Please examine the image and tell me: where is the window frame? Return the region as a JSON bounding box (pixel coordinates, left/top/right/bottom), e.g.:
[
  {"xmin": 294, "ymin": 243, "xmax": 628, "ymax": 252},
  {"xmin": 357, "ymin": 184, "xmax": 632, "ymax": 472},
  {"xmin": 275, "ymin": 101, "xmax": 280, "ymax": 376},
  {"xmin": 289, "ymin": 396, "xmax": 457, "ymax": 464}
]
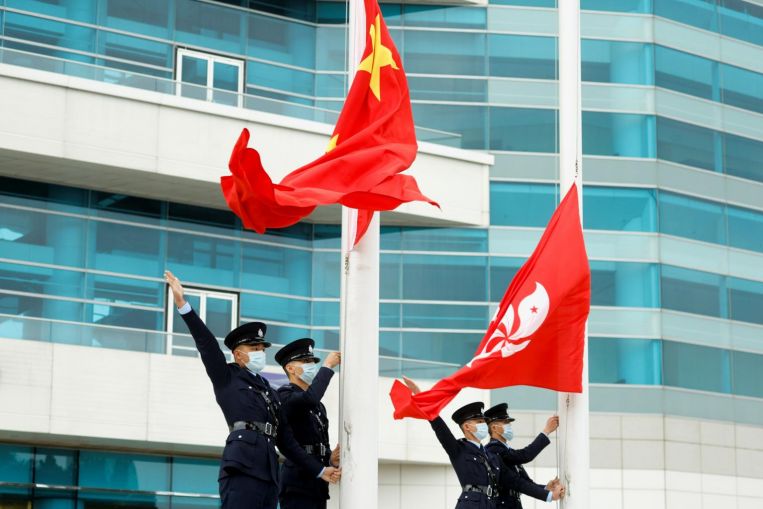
[{"xmin": 175, "ymin": 48, "xmax": 244, "ymax": 106}]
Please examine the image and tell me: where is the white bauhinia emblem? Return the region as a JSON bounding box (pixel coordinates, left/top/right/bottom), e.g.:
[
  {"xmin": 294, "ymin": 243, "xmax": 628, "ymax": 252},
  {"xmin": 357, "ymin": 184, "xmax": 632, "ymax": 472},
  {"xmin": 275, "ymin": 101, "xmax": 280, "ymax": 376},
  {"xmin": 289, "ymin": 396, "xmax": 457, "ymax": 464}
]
[{"xmin": 466, "ymin": 282, "xmax": 550, "ymax": 368}]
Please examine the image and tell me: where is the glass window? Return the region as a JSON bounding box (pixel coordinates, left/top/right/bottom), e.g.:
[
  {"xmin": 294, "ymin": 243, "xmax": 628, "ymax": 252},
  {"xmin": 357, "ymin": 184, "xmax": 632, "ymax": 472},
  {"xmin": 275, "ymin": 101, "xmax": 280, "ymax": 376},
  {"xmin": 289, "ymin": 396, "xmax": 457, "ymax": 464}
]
[
  {"xmin": 582, "ymin": 0, "xmax": 652, "ymax": 12},
  {"xmin": 657, "ymin": 117, "xmax": 719, "ymax": 172},
  {"xmin": 380, "ymin": 253, "xmax": 402, "ymax": 300},
  {"xmin": 88, "ymin": 303, "xmax": 163, "ymax": 332},
  {"xmin": 100, "ymin": 0, "xmax": 171, "ymax": 39},
  {"xmin": 247, "ymin": 12, "xmax": 315, "ymax": 68},
  {"xmin": 661, "ymin": 265, "xmax": 725, "ymax": 318},
  {"xmin": 727, "ymin": 205, "xmax": 763, "ymax": 253},
  {"xmin": 86, "ymin": 274, "xmax": 163, "ymax": 307},
  {"xmin": 315, "ymin": 26, "xmax": 347, "ymax": 72},
  {"xmin": 408, "ymin": 76, "xmax": 487, "ymax": 102},
  {"xmin": 654, "ymin": 0, "xmax": 718, "ymax": 32},
  {"xmin": 723, "ymin": 132, "xmax": 763, "ymax": 183},
  {"xmin": 380, "ymin": 302, "xmax": 401, "ymax": 328},
  {"xmin": 402, "ymin": 330, "xmax": 481, "ymax": 365},
  {"xmin": 491, "ymin": 0, "xmax": 556, "ymax": 6},
  {"xmin": 489, "ymin": 107, "xmax": 557, "ymax": 153},
  {"xmin": 489, "ymin": 257, "xmax": 524, "ymax": 302},
  {"xmin": 402, "ymin": 254, "xmax": 488, "ymax": 302},
  {"xmin": 655, "ymin": 45, "xmax": 716, "ymax": 100},
  {"xmin": 241, "ymin": 243, "xmax": 311, "ymax": 296},
  {"xmin": 90, "ymin": 220, "xmax": 163, "ymax": 277},
  {"xmin": 0, "ymin": 261, "xmax": 84, "ymax": 299},
  {"xmin": 307, "ymin": 328, "xmax": 339, "ymax": 351},
  {"xmin": 0, "ymin": 444, "xmax": 33, "ymax": 482},
  {"xmin": 79, "ymin": 451, "xmax": 170, "ymax": 491},
  {"xmin": 247, "ymin": 61, "xmax": 314, "ymax": 97},
  {"xmin": 312, "ymin": 250, "xmax": 341, "ymax": 299},
  {"xmin": 91, "ymin": 191, "xmax": 163, "ymax": 220},
  {"xmin": 728, "ymin": 277, "xmax": 763, "ymax": 325},
  {"xmin": 171, "ymin": 457, "xmax": 218, "ymax": 495},
  {"xmin": 659, "ymin": 191, "xmax": 726, "ymax": 244},
  {"xmin": 380, "ymin": 330, "xmax": 402, "ymax": 357},
  {"xmin": 35, "ymin": 448, "xmax": 76, "ymax": 485},
  {"xmin": 174, "ymin": 0, "xmax": 244, "ymax": 54},
  {"xmin": 97, "ymin": 31, "xmax": 172, "ymax": 71},
  {"xmin": 589, "ymin": 338, "xmax": 662, "ymax": 385},
  {"xmin": 590, "ymin": 261, "xmax": 660, "ymax": 307},
  {"xmin": 404, "ymin": 30, "xmax": 486, "ymax": 76},
  {"xmin": 312, "ymin": 301, "xmax": 339, "ymax": 327},
  {"xmin": 719, "ymin": 0, "xmax": 763, "ymax": 47},
  {"xmin": 488, "ymin": 34, "xmax": 556, "ymax": 80},
  {"xmin": 401, "ymin": 227, "xmax": 488, "ymax": 253},
  {"xmin": 7, "ymin": 0, "xmax": 96, "ymax": 23},
  {"xmin": 4, "ymin": 11, "xmax": 95, "ymax": 58},
  {"xmin": 490, "ymin": 182, "xmax": 557, "ymax": 227},
  {"xmin": 412, "ymin": 104, "xmax": 487, "ymax": 150},
  {"xmin": 584, "ymin": 186, "xmax": 657, "ymax": 232},
  {"xmin": 583, "ymin": 112, "xmax": 655, "ymax": 158},
  {"xmin": 720, "ymin": 63, "xmax": 763, "ymax": 115},
  {"xmin": 166, "ymin": 231, "xmax": 237, "ymax": 287},
  {"xmin": 663, "ymin": 340, "xmax": 731, "ymax": 393},
  {"xmin": 403, "ymin": 5, "xmax": 487, "ymax": 29},
  {"xmin": 0, "ymin": 177, "xmax": 88, "ymax": 212},
  {"xmin": 732, "ymin": 350, "xmax": 763, "ymax": 398},
  {"xmin": 402, "ymin": 303, "xmax": 488, "ymax": 330},
  {"xmin": 1, "ymin": 208, "xmax": 87, "ymax": 268},
  {"xmin": 582, "ymin": 40, "xmax": 653, "ymax": 85},
  {"xmin": 240, "ymin": 293, "xmax": 309, "ymax": 326}
]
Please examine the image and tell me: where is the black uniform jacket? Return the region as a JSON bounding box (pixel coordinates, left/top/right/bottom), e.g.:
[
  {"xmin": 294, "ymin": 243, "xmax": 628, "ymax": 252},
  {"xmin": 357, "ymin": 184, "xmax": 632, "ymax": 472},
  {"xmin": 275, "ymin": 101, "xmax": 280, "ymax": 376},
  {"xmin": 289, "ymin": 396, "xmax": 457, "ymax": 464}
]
[
  {"xmin": 486, "ymin": 435, "xmax": 550, "ymax": 508},
  {"xmin": 181, "ymin": 309, "xmax": 323, "ymax": 483},
  {"xmin": 277, "ymin": 366, "xmax": 334, "ymax": 500},
  {"xmin": 430, "ymin": 417, "xmax": 501, "ymax": 507}
]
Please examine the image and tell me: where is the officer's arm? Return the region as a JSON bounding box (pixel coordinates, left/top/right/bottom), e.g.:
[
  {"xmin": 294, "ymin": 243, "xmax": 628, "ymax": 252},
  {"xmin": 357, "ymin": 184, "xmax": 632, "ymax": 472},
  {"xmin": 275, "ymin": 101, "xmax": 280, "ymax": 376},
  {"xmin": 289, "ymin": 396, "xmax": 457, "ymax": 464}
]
[
  {"xmin": 429, "ymin": 416, "xmax": 460, "ymax": 457},
  {"xmin": 178, "ymin": 305, "xmax": 230, "ymax": 387},
  {"xmin": 501, "ymin": 463, "xmax": 551, "ymax": 502},
  {"xmin": 276, "ymin": 406, "xmax": 325, "ymax": 478},
  {"xmin": 502, "ymin": 432, "xmax": 550, "ymax": 465},
  {"xmin": 280, "ymin": 368, "xmax": 334, "ymax": 407}
]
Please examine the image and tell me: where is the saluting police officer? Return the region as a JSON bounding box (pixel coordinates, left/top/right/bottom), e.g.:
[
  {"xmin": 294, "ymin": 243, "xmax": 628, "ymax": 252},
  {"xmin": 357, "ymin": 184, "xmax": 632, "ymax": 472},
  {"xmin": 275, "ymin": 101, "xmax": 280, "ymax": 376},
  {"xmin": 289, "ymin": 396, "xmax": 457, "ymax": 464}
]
[
  {"xmin": 274, "ymin": 338, "xmax": 341, "ymax": 509},
  {"xmin": 165, "ymin": 271, "xmax": 340, "ymax": 509},
  {"xmin": 402, "ymin": 377, "xmax": 501, "ymax": 509},
  {"xmin": 484, "ymin": 403, "xmax": 564, "ymax": 508}
]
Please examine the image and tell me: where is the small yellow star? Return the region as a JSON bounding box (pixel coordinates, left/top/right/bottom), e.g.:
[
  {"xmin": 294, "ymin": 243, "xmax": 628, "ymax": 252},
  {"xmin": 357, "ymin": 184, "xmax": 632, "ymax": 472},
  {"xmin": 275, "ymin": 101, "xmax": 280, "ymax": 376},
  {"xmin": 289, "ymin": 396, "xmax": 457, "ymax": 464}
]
[
  {"xmin": 357, "ymin": 14, "xmax": 398, "ymax": 101},
  {"xmin": 326, "ymin": 134, "xmax": 339, "ymax": 153}
]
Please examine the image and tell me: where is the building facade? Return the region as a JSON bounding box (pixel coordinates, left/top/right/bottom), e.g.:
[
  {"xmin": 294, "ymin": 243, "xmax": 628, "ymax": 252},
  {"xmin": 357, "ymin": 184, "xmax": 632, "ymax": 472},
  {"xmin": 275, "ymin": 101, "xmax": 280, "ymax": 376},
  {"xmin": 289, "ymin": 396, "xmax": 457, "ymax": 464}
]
[{"xmin": 0, "ymin": 0, "xmax": 762, "ymax": 508}]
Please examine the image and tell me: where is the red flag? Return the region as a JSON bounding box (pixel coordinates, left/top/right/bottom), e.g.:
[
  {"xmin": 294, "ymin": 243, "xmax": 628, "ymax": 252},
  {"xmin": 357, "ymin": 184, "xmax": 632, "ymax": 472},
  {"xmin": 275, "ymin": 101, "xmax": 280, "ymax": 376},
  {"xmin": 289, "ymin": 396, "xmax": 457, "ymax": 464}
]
[
  {"xmin": 390, "ymin": 184, "xmax": 590, "ymax": 420},
  {"xmin": 221, "ymin": 0, "xmax": 437, "ymax": 245}
]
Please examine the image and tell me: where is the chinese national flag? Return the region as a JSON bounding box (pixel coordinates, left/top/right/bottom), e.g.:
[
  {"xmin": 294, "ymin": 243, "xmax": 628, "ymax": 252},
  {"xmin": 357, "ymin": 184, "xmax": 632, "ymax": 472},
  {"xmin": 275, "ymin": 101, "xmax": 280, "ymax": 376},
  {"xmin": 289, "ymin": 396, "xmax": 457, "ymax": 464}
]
[
  {"xmin": 390, "ymin": 184, "xmax": 590, "ymax": 420},
  {"xmin": 221, "ymin": 0, "xmax": 436, "ymax": 245}
]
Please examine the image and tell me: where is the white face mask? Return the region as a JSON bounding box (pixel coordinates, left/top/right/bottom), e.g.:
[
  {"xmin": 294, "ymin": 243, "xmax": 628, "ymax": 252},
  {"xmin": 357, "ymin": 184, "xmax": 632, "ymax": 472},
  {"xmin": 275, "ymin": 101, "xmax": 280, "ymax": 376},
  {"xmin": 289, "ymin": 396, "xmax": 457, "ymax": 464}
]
[
  {"xmin": 299, "ymin": 362, "xmax": 320, "ymax": 384},
  {"xmin": 502, "ymin": 424, "xmax": 514, "ymax": 442},
  {"xmin": 473, "ymin": 423, "xmax": 489, "ymax": 441},
  {"xmin": 245, "ymin": 350, "xmax": 266, "ymax": 373}
]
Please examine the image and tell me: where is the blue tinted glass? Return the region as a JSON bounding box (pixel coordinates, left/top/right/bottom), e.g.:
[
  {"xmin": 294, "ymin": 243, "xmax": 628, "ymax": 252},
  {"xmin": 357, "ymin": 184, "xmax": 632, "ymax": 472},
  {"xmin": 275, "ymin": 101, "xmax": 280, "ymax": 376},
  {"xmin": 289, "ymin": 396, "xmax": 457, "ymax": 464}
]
[
  {"xmin": 86, "ymin": 274, "xmax": 163, "ymax": 307},
  {"xmin": 404, "ymin": 30, "xmax": 486, "ymax": 76},
  {"xmin": 657, "ymin": 117, "xmax": 719, "ymax": 172},
  {"xmin": 488, "ymin": 34, "xmax": 556, "ymax": 80},
  {"xmin": 582, "ymin": 0, "xmax": 652, "ymax": 12},
  {"xmin": 728, "ymin": 277, "xmax": 763, "ymax": 325},
  {"xmin": 402, "ymin": 330, "xmax": 481, "ymax": 365},
  {"xmin": 490, "ymin": 182, "xmax": 557, "ymax": 227},
  {"xmin": 0, "ymin": 293, "xmax": 83, "ymax": 323},
  {"xmin": 7, "ymin": 0, "xmax": 96, "ymax": 23},
  {"xmin": 727, "ymin": 205, "xmax": 763, "ymax": 253},
  {"xmin": 584, "ymin": 186, "xmax": 657, "ymax": 232},
  {"xmin": 248, "ymin": 12, "xmax": 315, "ymax": 67},
  {"xmin": 663, "ymin": 340, "xmax": 731, "ymax": 393},
  {"xmin": 315, "ymin": 26, "xmax": 346, "ymax": 71},
  {"xmin": 312, "ymin": 250, "xmax": 341, "ymax": 298},
  {"xmin": 402, "ymin": 303, "xmax": 488, "ymax": 330},
  {"xmin": 87, "ymin": 303, "xmax": 162, "ymax": 332},
  {"xmin": 490, "ymin": 0, "xmax": 556, "ymax": 6},
  {"xmin": 724, "ymin": 132, "xmax": 763, "ymax": 183},
  {"xmin": 213, "ymin": 62, "xmax": 239, "ymax": 93},
  {"xmin": 35, "ymin": 448, "xmax": 76, "ymax": 485},
  {"xmin": 181, "ymin": 55, "xmax": 207, "ymax": 86},
  {"xmin": 97, "ymin": 31, "xmax": 172, "ymax": 70},
  {"xmin": 412, "ymin": 104, "xmax": 487, "ymax": 149},
  {"xmin": 315, "ymin": 73, "xmax": 347, "ymax": 98},
  {"xmin": 380, "ymin": 302, "xmax": 401, "ymax": 328},
  {"xmin": 590, "ymin": 261, "xmax": 660, "ymax": 307},
  {"xmin": 408, "ymin": 76, "xmax": 487, "ymax": 102},
  {"xmin": 174, "ymin": 0, "xmax": 244, "ymax": 54},
  {"xmin": 247, "ymin": 61, "xmax": 314, "ymax": 97},
  {"xmin": 380, "ymin": 330, "xmax": 402, "ymax": 357},
  {"xmin": 490, "ymin": 107, "xmax": 557, "ymax": 152},
  {"xmin": 719, "ymin": 0, "xmax": 763, "ymax": 47},
  {"xmin": 240, "ymin": 293, "xmax": 309, "ymax": 326},
  {"xmin": 171, "ymin": 457, "xmax": 218, "ymax": 494},
  {"xmin": 654, "ymin": 0, "xmax": 718, "ymax": 32},
  {"xmin": 661, "ymin": 265, "xmax": 725, "ymax": 318},
  {"xmin": 308, "ymin": 328, "xmax": 339, "ymax": 351},
  {"xmin": 0, "ymin": 177, "xmax": 88, "ymax": 212},
  {"xmin": 5, "ymin": 12, "xmax": 95, "ymax": 57},
  {"xmin": 402, "ymin": 254, "xmax": 488, "ymax": 301},
  {"xmin": 79, "ymin": 451, "xmax": 170, "ymax": 491},
  {"xmin": 655, "ymin": 45, "xmax": 716, "ymax": 100},
  {"xmin": 733, "ymin": 350, "xmax": 763, "ymax": 398},
  {"xmin": 583, "ymin": 112, "xmax": 655, "ymax": 157},
  {"xmin": 403, "ymin": 5, "xmax": 487, "ymax": 29},
  {"xmin": 380, "ymin": 227, "xmax": 402, "ymax": 250},
  {"xmin": 589, "ymin": 338, "xmax": 662, "ymax": 384},
  {"xmin": 90, "ymin": 220, "xmax": 163, "ymax": 277},
  {"xmin": 401, "ymin": 227, "xmax": 488, "ymax": 252},
  {"xmin": 166, "ymin": 231, "xmax": 237, "ymax": 287},
  {"xmin": 312, "ymin": 301, "xmax": 339, "ymax": 326},
  {"xmin": 659, "ymin": 192, "xmax": 726, "ymax": 244},
  {"xmin": 720, "ymin": 64, "xmax": 763, "ymax": 115},
  {"xmin": 489, "ymin": 257, "xmax": 523, "ymax": 301},
  {"xmin": 100, "ymin": 0, "xmax": 171, "ymax": 39},
  {"xmin": 0, "ymin": 208, "xmax": 87, "ymax": 268},
  {"xmin": 0, "ymin": 261, "xmax": 84, "ymax": 299},
  {"xmin": 582, "ymin": 40, "xmax": 653, "ymax": 85},
  {"xmin": 0, "ymin": 444, "xmax": 33, "ymax": 482},
  {"xmin": 380, "ymin": 253, "xmax": 402, "ymax": 299},
  {"xmin": 241, "ymin": 243, "xmax": 311, "ymax": 296}
]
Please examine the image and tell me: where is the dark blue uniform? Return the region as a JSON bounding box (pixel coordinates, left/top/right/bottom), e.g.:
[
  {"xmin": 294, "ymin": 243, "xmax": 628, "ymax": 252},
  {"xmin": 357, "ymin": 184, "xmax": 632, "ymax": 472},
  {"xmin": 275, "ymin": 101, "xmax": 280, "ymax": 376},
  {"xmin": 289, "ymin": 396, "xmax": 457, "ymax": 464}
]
[
  {"xmin": 180, "ymin": 309, "xmax": 324, "ymax": 509},
  {"xmin": 430, "ymin": 417, "xmax": 501, "ymax": 509},
  {"xmin": 485, "ymin": 434, "xmax": 551, "ymax": 509},
  {"xmin": 277, "ymin": 366, "xmax": 335, "ymax": 509}
]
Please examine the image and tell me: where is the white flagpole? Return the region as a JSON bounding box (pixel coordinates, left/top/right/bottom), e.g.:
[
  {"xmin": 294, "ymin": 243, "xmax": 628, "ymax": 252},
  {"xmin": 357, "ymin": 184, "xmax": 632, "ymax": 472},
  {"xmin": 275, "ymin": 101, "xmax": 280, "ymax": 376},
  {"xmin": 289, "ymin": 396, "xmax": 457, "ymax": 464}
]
[
  {"xmin": 557, "ymin": 1, "xmax": 590, "ymax": 508},
  {"xmin": 338, "ymin": 1, "xmax": 379, "ymax": 508}
]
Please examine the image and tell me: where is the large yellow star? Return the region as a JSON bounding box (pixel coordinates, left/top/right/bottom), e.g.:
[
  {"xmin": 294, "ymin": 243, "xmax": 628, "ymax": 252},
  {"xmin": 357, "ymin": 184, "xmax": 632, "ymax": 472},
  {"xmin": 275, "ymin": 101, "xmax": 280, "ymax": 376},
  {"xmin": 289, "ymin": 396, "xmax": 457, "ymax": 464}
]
[{"xmin": 357, "ymin": 14, "xmax": 398, "ymax": 101}]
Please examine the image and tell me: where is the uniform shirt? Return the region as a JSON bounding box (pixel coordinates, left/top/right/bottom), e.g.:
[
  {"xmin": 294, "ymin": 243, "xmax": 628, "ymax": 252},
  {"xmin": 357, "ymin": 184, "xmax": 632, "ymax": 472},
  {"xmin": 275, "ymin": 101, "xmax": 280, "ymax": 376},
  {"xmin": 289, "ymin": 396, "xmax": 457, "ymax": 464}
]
[
  {"xmin": 430, "ymin": 417, "xmax": 501, "ymax": 492},
  {"xmin": 486, "ymin": 435, "xmax": 553, "ymax": 506}
]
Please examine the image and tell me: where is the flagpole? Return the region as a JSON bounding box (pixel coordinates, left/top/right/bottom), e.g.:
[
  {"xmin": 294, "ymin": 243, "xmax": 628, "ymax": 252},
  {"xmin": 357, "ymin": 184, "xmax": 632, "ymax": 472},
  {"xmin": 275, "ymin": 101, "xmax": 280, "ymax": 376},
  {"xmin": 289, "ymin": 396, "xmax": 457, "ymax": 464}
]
[
  {"xmin": 338, "ymin": 1, "xmax": 379, "ymax": 508},
  {"xmin": 558, "ymin": 1, "xmax": 589, "ymax": 508}
]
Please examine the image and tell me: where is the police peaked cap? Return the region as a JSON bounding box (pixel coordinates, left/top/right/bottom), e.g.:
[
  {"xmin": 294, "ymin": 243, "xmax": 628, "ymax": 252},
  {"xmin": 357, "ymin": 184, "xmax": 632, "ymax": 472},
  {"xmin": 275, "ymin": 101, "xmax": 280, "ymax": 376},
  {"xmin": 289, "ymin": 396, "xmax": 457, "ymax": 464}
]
[
  {"xmin": 224, "ymin": 321, "xmax": 271, "ymax": 350},
  {"xmin": 484, "ymin": 403, "xmax": 516, "ymax": 423},
  {"xmin": 451, "ymin": 401, "xmax": 486, "ymax": 425},
  {"xmin": 274, "ymin": 338, "xmax": 320, "ymax": 367}
]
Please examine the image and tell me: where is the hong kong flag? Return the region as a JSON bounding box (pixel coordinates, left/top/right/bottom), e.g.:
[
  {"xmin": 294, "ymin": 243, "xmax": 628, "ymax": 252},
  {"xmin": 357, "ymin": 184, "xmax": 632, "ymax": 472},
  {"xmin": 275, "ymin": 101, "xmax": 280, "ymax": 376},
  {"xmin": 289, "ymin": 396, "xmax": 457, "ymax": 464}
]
[
  {"xmin": 221, "ymin": 0, "xmax": 437, "ymax": 245},
  {"xmin": 390, "ymin": 184, "xmax": 590, "ymax": 420}
]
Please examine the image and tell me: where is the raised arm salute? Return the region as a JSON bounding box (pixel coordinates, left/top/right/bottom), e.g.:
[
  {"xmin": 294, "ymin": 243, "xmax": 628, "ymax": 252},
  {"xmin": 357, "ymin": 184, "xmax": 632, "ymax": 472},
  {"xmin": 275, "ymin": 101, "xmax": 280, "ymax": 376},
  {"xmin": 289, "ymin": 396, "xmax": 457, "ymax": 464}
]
[{"xmin": 165, "ymin": 271, "xmax": 339, "ymax": 509}]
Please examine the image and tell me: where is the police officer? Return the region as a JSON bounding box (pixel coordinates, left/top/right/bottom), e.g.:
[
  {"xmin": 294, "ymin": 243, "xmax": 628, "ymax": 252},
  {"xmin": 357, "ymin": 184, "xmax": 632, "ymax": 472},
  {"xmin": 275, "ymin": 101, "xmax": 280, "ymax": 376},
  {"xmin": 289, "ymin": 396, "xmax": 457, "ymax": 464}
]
[
  {"xmin": 484, "ymin": 403, "xmax": 564, "ymax": 508},
  {"xmin": 165, "ymin": 271, "xmax": 340, "ymax": 509},
  {"xmin": 402, "ymin": 377, "xmax": 500, "ymax": 509},
  {"xmin": 274, "ymin": 338, "xmax": 341, "ymax": 509}
]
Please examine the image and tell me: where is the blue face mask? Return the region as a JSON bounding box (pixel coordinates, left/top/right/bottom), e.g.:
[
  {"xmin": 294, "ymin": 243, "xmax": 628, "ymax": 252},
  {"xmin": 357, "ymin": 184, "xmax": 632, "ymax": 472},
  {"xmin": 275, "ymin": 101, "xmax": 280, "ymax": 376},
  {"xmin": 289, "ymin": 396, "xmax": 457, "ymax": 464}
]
[
  {"xmin": 474, "ymin": 423, "xmax": 489, "ymax": 441},
  {"xmin": 502, "ymin": 424, "xmax": 514, "ymax": 442},
  {"xmin": 299, "ymin": 362, "xmax": 320, "ymax": 384},
  {"xmin": 245, "ymin": 350, "xmax": 266, "ymax": 373}
]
